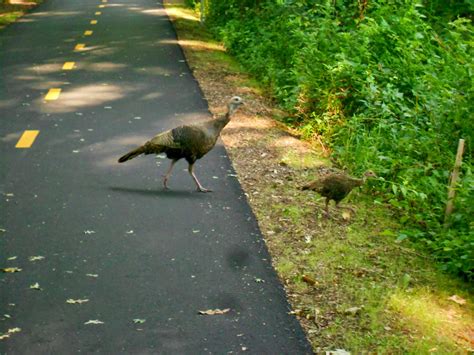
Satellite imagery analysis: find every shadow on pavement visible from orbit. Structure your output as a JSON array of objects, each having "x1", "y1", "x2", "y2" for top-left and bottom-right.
[{"x1": 109, "y1": 186, "x2": 204, "y2": 198}]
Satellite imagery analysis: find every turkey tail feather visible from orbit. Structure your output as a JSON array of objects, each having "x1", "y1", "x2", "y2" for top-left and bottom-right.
[
  {"x1": 118, "y1": 146, "x2": 146, "y2": 163},
  {"x1": 301, "y1": 181, "x2": 318, "y2": 191}
]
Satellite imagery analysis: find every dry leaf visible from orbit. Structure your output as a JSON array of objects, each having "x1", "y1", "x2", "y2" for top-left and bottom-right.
[
  {"x1": 84, "y1": 230, "x2": 96, "y2": 235},
  {"x1": 302, "y1": 275, "x2": 316, "y2": 286},
  {"x1": 198, "y1": 308, "x2": 231, "y2": 315},
  {"x1": 448, "y1": 295, "x2": 467, "y2": 305},
  {"x1": 0, "y1": 327, "x2": 20, "y2": 340},
  {"x1": 86, "y1": 274, "x2": 98, "y2": 278},
  {"x1": 1, "y1": 267, "x2": 22, "y2": 273},
  {"x1": 342, "y1": 211, "x2": 351, "y2": 220},
  {"x1": 344, "y1": 306, "x2": 363, "y2": 315},
  {"x1": 66, "y1": 299, "x2": 89, "y2": 304},
  {"x1": 84, "y1": 320, "x2": 104, "y2": 325},
  {"x1": 7, "y1": 256, "x2": 17, "y2": 261},
  {"x1": 133, "y1": 319, "x2": 146, "y2": 324},
  {"x1": 29, "y1": 256, "x2": 45, "y2": 262},
  {"x1": 30, "y1": 283, "x2": 42, "y2": 290},
  {"x1": 327, "y1": 349, "x2": 351, "y2": 355}
]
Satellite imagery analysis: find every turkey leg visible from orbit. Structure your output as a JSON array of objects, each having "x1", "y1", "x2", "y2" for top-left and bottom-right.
[
  {"x1": 188, "y1": 163, "x2": 212, "y2": 193},
  {"x1": 163, "y1": 159, "x2": 177, "y2": 190}
]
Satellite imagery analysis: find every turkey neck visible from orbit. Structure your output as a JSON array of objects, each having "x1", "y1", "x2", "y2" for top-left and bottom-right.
[
  {"x1": 209, "y1": 110, "x2": 231, "y2": 134},
  {"x1": 348, "y1": 177, "x2": 364, "y2": 188}
]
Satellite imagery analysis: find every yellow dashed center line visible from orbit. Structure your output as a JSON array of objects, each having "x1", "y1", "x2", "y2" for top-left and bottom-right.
[
  {"x1": 15, "y1": 130, "x2": 40, "y2": 148},
  {"x1": 95, "y1": 11, "x2": 102, "y2": 15},
  {"x1": 84, "y1": 30, "x2": 93, "y2": 36},
  {"x1": 44, "y1": 88, "x2": 61, "y2": 101},
  {"x1": 90, "y1": 20, "x2": 98, "y2": 25},
  {"x1": 74, "y1": 43, "x2": 86, "y2": 51},
  {"x1": 62, "y1": 62, "x2": 75, "y2": 70}
]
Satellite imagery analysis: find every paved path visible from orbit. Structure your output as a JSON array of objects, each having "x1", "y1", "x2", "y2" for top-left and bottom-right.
[{"x1": 0, "y1": 0, "x2": 312, "y2": 353}]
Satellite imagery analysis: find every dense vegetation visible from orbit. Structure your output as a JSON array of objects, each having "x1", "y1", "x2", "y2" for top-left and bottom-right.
[{"x1": 197, "y1": 0, "x2": 473, "y2": 279}]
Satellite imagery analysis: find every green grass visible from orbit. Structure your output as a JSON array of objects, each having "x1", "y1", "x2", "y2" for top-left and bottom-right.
[
  {"x1": 272, "y1": 196, "x2": 473, "y2": 352},
  {"x1": 0, "y1": 10, "x2": 22, "y2": 28},
  {"x1": 0, "y1": 1, "x2": 41, "y2": 30}
]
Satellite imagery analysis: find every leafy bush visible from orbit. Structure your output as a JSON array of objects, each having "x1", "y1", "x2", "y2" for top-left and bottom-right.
[{"x1": 204, "y1": 0, "x2": 473, "y2": 279}]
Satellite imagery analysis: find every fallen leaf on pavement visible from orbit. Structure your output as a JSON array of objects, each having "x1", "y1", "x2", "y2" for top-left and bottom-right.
[
  {"x1": 86, "y1": 274, "x2": 98, "y2": 278},
  {"x1": 198, "y1": 308, "x2": 231, "y2": 315},
  {"x1": 7, "y1": 256, "x2": 17, "y2": 261},
  {"x1": 29, "y1": 256, "x2": 45, "y2": 262},
  {"x1": 133, "y1": 319, "x2": 146, "y2": 324},
  {"x1": 29, "y1": 283, "x2": 42, "y2": 290},
  {"x1": 448, "y1": 295, "x2": 467, "y2": 305},
  {"x1": 84, "y1": 230, "x2": 96, "y2": 235},
  {"x1": 0, "y1": 327, "x2": 21, "y2": 341},
  {"x1": 1, "y1": 267, "x2": 22, "y2": 273},
  {"x1": 66, "y1": 299, "x2": 89, "y2": 304},
  {"x1": 84, "y1": 320, "x2": 104, "y2": 325}
]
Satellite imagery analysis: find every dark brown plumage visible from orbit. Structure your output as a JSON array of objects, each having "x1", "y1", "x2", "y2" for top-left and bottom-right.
[
  {"x1": 301, "y1": 170, "x2": 376, "y2": 216},
  {"x1": 118, "y1": 96, "x2": 244, "y2": 192}
]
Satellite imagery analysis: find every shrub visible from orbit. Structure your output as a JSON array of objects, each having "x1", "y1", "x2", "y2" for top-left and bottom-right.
[{"x1": 204, "y1": 1, "x2": 473, "y2": 279}]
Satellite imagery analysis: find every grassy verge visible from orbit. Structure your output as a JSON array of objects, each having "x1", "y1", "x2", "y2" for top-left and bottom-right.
[
  {"x1": 164, "y1": 2, "x2": 474, "y2": 353},
  {"x1": 0, "y1": 1, "x2": 41, "y2": 30}
]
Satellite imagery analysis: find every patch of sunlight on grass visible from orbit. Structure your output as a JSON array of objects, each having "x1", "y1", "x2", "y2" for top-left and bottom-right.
[
  {"x1": 389, "y1": 288, "x2": 474, "y2": 352},
  {"x1": 0, "y1": 11, "x2": 22, "y2": 27},
  {"x1": 160, "y1": 38, "x2": 224, "y2": 52},
  {"x1": 165, "y1": 6, "x2": 199, "y2": 22},
  {"x1": 280, "y1": 149, "x2": 328, "y2": 169}
]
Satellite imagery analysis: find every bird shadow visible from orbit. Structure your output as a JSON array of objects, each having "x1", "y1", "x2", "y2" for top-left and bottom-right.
[{"x1": 109, "y1": 186, "x2": 206, "y2": 199}]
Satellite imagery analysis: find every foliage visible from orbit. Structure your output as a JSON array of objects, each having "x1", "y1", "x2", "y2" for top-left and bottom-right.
[
  {"x1": 204, "y1": 0, "x2": 474, "y2": 279},
  {"x1": 0, "y1": 0, "x2": 42, "y2": 29}
]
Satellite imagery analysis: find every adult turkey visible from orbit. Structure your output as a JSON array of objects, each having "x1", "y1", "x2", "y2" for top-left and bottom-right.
[
  {"x1": 301, "y1": 170, "x2": 377, "y2": 216},
  {"x1": 118, "y1": 96, "x2": 244, "y2": 192}
]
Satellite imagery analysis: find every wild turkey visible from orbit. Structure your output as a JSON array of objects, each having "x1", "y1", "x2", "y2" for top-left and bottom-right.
[
  {"x1": 118, "y1": 96, "x2": 244, "y2": 192},
  {"x1": 301, "y1": 170, "x2": 377, "y2": 216}
]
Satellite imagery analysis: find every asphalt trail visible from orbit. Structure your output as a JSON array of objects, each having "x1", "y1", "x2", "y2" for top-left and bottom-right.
[{"x1": 0, "y1": 0, "x2": 312, "y2": 353}]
